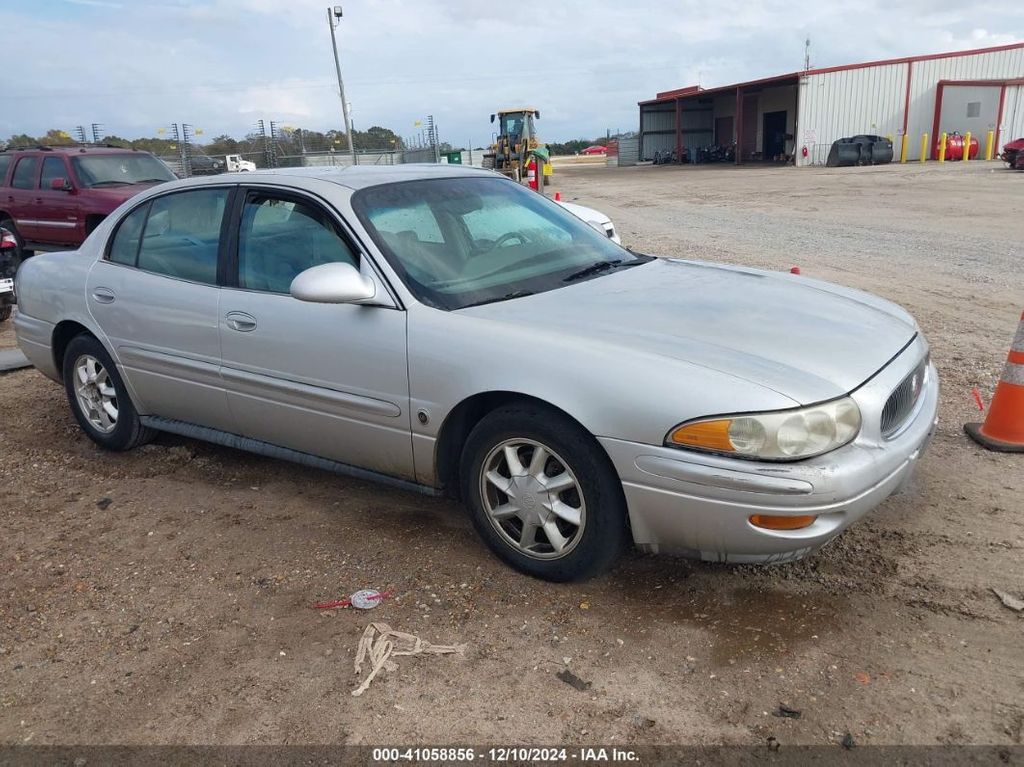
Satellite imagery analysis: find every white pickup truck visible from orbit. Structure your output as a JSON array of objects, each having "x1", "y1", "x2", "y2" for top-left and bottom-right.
[{"x1": 224, "y1": 154, "x2": 258, "y2": 172}]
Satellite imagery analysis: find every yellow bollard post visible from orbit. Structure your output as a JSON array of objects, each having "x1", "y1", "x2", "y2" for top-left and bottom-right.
[
  {"x1": 985, "y1": 130, "x2": 995, "y2": 161},
  {"x1": 938, "y1": 132, "x2": 947, "y2": 162},
  {"x1": 920, "y1": 133, "x2": 929, "y2": 163},
  {"x1": 964, "y1": 131, "x2": 972, "y2": 162},
  {"x1": 900, "y1": 134, "x2": 909, "y2": 163}
]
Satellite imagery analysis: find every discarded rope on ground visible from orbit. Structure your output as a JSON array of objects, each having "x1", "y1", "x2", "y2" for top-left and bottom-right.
[{"x1": 352, "y1": 622, "x2": 467, "y2": 697}]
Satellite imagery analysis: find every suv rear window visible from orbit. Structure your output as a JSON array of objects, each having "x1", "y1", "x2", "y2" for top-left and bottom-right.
[
  {"x1": 11, "y1": 157, "x2": 40, "y2": 189},
  {"x1": 0, "y1": 155, "x2": 11, "y2": 184}
]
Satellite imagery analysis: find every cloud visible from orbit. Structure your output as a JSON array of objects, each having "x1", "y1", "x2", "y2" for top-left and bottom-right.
[
  {"x1": 6, "y1": 0, "x2": 1024, "y2": 144},
  {"x1": 63, "y1": 0, "x2": 124, "y2": 7}
]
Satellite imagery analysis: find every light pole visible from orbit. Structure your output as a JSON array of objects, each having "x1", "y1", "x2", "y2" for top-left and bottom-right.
[{"x1": 326, "y1": 5, "x2": 356, "y2": 162}]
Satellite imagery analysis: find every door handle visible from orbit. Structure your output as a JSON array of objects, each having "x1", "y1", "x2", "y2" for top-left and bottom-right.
[
  {"x1": 226, "y1": 311, "x2": 257, "y2": 332},
  {"x1": 91, "y1": 287, "x2": 116, "y2": 304},
  {"x1": 34, "y1": 198, "x2": 42, "y2": 204}
]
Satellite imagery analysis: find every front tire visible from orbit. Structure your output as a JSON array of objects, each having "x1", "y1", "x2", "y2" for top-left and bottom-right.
[
  {"x1": 62, "y1": 334, "x2": 154, "y2": 451},
  {"x1": 461, "y1": 404, "x2": 628, "y2": 581}
]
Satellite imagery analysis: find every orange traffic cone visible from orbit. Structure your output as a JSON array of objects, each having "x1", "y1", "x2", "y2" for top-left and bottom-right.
[{"x1": 965, "y1": 310, "x2": 1024, "y2": 452}]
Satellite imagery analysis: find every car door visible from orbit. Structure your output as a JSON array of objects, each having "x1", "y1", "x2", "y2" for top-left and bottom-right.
[
  {"x1": 33, "y1": 156, "x2": 79, "y2": 245},
  {"x1": 85, "y1": 186, "x2": 235, "y2": 431},
  {"x1": 7, "y1": 155, "x2": 41, "y2": 241},
  {"x1": 218, "y1": 186, "x2": 414, "y2": 479}
]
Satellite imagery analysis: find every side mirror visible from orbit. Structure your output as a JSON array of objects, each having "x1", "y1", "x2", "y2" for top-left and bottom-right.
[
  {"x1": 50, "y1": 177, "x2": 72, "y2": 191},
  {"x1": 490, "y1": 114, "x2": 495, "y2": 124},
  {"x1": 290, "y1": 262, "x2": 377, "y2": 305}
]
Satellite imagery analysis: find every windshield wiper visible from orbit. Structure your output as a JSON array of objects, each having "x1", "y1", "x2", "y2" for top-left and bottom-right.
[
  {"x1": 462, "y1": 290, "x2": 535, "y2": 308},
  {"x1": 562, "y1": 259, "x2": 644, "y2": 282},
  {"x1": 134, "y1": 178, "x2": 172, "y2": 184},
  {"x1": 89, "y1": 180, "x2": 133, "y2": 187}
]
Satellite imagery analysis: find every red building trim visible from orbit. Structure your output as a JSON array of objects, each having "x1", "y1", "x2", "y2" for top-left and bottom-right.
[
  {"x1": 639, "y1": 73, "x2": 799, "y2": 106},
  {"x1": 803, "y1": 41, "x2": 1024, "y2": 76},
  {"x1": 639, "y1": 42, "x2": 1024, "y2": 107},
  {"x1": 901, "y1": 61, "x2": 913, "y2": 136},
  {"x1": 675, "y1": 98, "x2": 682, "y2": 160},
  {"x1": 734, "y1": 88, "x2": 743, "y2": 165},
  {"x1": 996, "y1": 85, "x2": 1008, "y2": 152},
  {"x1": 930, "y1": 82, "x2": 944, "y2": 159},
  {"x1": 931, "y1": 77, "x2": 1020, "y2": 158}
]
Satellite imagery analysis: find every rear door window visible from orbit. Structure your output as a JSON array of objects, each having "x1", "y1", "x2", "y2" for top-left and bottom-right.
[
  {"x1": 40, "y1": 157, "x2": 68, "y2": 189},
  {"x1": 0, "y1": 155, "x2": 11, "y2": 184},
  {"x1": 107, "y1": 203, "x2": 151, "y2": 266},
  {"x1": 136, "y1": 188, "x2": 228, "y2": 284},
  {"x1": 11, "y1": 157, "x2": 40, "y2": 190}
]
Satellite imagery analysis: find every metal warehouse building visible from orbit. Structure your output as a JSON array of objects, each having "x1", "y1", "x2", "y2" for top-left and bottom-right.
[{"x1": 638, "y1": 42, "x2": 1024, "y2": 166}]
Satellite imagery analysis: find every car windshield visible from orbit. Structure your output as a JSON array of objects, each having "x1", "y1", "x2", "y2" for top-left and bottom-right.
[
  {"x1": 353, "y1": 177, "x2": 649, "y2": 310},
  {"x1": 71, "y1": 154, "x2": 176, "y2": 188}
]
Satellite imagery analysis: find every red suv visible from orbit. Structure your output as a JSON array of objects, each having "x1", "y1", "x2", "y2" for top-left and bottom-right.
[{"x1": 0, "y1": 146, "x2": 176, "y2": 254}]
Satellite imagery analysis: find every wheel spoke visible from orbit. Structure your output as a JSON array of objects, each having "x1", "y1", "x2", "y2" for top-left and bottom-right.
[
  {"x1": 543, "y1": 471, "x2": 575, "y2": 494},
  {"x1": 542, "y1": 519, "x2": 569, "y2": 553},
  {"x1": 489, "y1": 502, "x2": 521, "y2": 520},
  {"x1": 96, "y1": 407, "x2": 114, "y2": 430},
  {"x1": 76, "y1": 363, "x2": 89, "y2": 385},
  {"x1": 86, "y1": 357, "x2": 100, "y2": 382},
  {"x1": 527, "y1": 445, "x2": 549, "y2": 478},
  {"x1": 102, "y1": 399, "x2": 118, "y2": 420},
  {"x1": 485, "y1": 469, "x2": 513, "y2": 495},
  {"x1": 550, "y1": 499, "x2": 582, "y2": 527},
  {"x1": 97, "y1": 381, "x2": 116, "y2": 398},
  {"x1": 503, "y1": 444, "x2": 526, "y2": 476},
  {"x1": 519, "y1": 520, "x2": 538, "y2": 548}
]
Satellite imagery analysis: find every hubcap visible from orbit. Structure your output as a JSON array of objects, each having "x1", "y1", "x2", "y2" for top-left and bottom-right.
[
  {"x1": 480, "y1": 438, "x2": 586, "y2": 560},
  {"x1": 73, "y1": 354, "x2": 118, "y2": 434}
]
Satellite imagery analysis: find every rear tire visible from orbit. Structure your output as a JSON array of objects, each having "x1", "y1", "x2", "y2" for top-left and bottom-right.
[
  {"x1": 461, "y1": 403, "x2": 628, "y2": 582},
  {"x1": 62, "y1": 334, "x2": 154, "y2": 451},
  {"x1": 0, "y1": 305, "x2": 11, "y2": 323}
]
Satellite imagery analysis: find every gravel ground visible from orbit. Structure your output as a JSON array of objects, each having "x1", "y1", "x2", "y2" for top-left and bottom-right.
[{"x1": 1, "y1": 161, "x2": 1023, "y2": 748}]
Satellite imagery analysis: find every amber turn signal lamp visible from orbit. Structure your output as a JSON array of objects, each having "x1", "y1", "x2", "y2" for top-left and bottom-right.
[
  {"x1": 749, "y1": 514, "x2": 817, "y2": 530},
  {"x1": 669, "y1": 419, "x2": 734, "y2": 452}
]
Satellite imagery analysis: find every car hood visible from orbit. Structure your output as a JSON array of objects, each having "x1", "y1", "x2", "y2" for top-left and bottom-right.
[{"x1": 463, "y1": 258, "x2": 918, "y2": 404}]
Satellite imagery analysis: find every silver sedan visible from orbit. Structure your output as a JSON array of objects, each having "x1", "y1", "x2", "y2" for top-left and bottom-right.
[{"x1": 14, "y1": 165, "x2": 938, "y2": 581}]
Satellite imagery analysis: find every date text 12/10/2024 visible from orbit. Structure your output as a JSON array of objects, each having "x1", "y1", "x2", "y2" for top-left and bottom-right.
[{"x1": 372, "y1": 747, "x2": 640, "y2": 762}]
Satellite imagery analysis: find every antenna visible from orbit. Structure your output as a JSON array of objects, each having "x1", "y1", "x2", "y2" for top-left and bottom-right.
[{"x1": 804, "y1": 37, "x2": 812, "y2": 70}]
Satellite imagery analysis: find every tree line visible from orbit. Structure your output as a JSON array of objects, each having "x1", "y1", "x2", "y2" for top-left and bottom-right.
[
  {"x1": 4, "y1": 128, "x2": 618, "y2": 161},
  {"x1": 2, "y1": 125, "x2": 407, "y2": 158}
]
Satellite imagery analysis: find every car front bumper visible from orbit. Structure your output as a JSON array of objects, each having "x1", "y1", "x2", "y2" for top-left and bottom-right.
[{"x1": 600, "y1": 336, "x2": 938, "y2": 564}]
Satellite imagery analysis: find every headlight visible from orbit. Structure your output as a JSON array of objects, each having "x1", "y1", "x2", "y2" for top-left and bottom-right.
[{"x1": 666, "y1": 397, "x2": 861, "y2": 461}]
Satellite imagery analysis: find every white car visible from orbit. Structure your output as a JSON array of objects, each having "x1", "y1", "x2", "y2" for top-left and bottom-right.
[{"x1": 556, "y1": 200, "x2": 620, "y2": 244}]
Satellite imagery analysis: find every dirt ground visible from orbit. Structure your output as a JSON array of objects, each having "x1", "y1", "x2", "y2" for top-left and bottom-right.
[{"x1": 1, "y1": 161, "x2": 1023, "y2": 748}]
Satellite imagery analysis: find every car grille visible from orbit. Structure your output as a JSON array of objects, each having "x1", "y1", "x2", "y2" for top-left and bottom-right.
[{"x1": 881, "y1": 357, "x2": 928, "y2": 438}]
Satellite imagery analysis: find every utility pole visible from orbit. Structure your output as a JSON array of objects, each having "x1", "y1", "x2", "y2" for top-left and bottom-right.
[
  {"x1": 804, "y1": 37, "x2": 812, "y2": 71},
  {"x1": 327, "y1": 6, "x2": 356, "y2": 162}
]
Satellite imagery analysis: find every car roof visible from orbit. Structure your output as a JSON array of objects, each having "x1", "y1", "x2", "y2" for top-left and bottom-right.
[
  {"x1": 235, "y1": 163, "x2": 502, "y2": 191},
  {"x1": 0, "y1": 145, "x2": 145, "y2": 156}
]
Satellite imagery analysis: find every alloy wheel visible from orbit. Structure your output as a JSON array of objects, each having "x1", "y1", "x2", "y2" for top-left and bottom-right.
[
  {"x1": 479, "y1": 438, "x2": 586, "y2": 560},
  {"x1": 73, "y1": 354, "x2": 118, "y2": 434}
]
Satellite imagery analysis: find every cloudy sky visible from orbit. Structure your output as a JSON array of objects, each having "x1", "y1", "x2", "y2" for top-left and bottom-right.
[{"x1": 4, "y1": 0, "x2": 1022, "y2": 145}]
